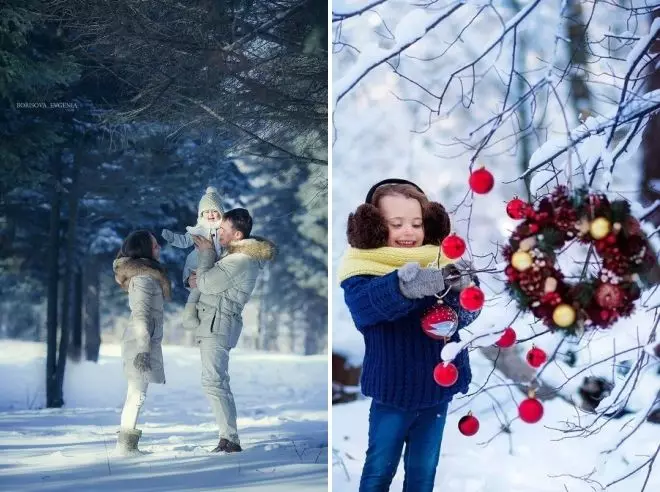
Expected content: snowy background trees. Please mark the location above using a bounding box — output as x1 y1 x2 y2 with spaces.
0 2 328 489
1 0 328 410
332 0 659 490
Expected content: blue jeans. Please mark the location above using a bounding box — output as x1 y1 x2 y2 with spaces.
359 399 449 492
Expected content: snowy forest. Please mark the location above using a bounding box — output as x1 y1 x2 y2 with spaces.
0 2 328 490
332 1 659 491
1 0 327 404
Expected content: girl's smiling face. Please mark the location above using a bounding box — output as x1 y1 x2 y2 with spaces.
378 194 424 248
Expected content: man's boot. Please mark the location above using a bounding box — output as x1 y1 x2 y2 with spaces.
211 438 242 453
116 428 143 456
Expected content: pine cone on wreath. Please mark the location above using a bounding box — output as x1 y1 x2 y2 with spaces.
554 207 578 233
519 267 545 297
603 253 629 276
551 185 570 203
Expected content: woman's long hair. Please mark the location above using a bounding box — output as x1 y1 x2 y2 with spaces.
116 230 156 261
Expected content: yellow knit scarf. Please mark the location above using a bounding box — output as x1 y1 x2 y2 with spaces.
337 245 455 283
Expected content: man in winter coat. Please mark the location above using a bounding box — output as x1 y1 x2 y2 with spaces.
189 208 275 453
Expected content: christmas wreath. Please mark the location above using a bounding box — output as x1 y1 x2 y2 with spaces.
502 186 657 333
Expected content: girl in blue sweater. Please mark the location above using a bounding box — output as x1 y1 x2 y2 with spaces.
338 178 480 492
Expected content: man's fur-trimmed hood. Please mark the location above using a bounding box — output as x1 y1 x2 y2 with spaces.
113 257 171 300
226 236 276 261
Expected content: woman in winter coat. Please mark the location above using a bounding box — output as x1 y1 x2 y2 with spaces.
112 230 171 455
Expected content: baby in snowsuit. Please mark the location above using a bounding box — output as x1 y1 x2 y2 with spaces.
161 186 224 325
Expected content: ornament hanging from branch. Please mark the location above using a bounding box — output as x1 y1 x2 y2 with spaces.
495 327 517 348
441 234 466 259
433 361 458 387
469 167 494 194
502 186 657 334
506 197 528 220
519 390 544 424
458 412 480 436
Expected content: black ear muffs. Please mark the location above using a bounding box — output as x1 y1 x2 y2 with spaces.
365 178 425 204
347 178 451 249
347 204 389 249
347 201 451 249
423 201 451 245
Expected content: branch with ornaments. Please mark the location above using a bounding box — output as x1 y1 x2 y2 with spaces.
422 166 658 438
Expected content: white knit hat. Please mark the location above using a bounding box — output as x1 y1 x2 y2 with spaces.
198 186 224 218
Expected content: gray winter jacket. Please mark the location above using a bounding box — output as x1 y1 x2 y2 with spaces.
113 258 171 384
192 237 275 347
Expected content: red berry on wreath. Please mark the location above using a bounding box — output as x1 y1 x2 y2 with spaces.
519 397 544 423
459 285 485 311
595 283 624 310
458 413 480 436
441 234 466 259
421 304 458 339
495 327 517 348
433 362 459 387
506 197 527 220
624 216 641 236
469 167 494 194
505 266 518 281
526 346 547 368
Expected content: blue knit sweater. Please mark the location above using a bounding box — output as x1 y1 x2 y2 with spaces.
341 271 480 410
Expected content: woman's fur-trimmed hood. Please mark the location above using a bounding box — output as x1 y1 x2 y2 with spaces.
113 257 172 300
226 236 276 261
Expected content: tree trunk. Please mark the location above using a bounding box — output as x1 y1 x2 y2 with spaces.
290 311 298 353
46 155 63 408
515 29 532 199
304 315 318 355
507 0 533 198
643 8 660 424
565 0 592 122
264 309 279 351
55 156 80 401
69 269 83 362
641 8 660 226
83 256 101 362
256 300 263 351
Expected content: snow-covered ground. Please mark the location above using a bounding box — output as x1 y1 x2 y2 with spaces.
332 350 660 492
0 341 328 491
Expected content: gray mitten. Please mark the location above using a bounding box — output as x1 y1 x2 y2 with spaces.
133 352 151 373
161 228 174 244
398 262 445 299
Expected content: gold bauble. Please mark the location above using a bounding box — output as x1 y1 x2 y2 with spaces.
589 217 611 240
511 251 533 271
552 304 576 327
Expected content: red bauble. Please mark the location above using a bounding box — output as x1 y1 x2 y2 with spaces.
459 285 485 311
469 168 495 194
594 283 624 309
495 327 517 348
458 413 480 436
421 304 458 339
433 362 459 387
518 397 544 423
441 234 466 259
506 197 528 219
526 346 547 368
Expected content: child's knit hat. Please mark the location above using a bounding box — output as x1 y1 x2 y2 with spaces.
198 186 224 218
347 178 450 249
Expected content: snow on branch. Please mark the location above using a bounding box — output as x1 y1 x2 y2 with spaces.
333 3 465 103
